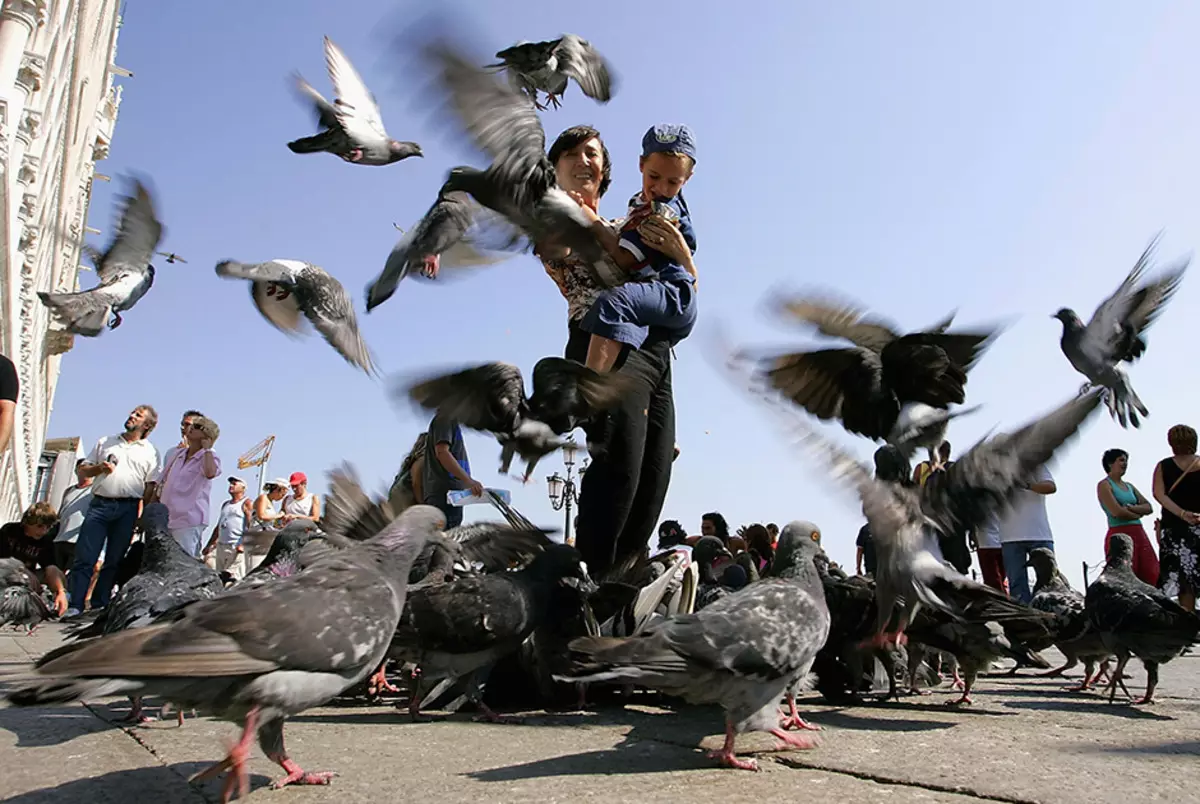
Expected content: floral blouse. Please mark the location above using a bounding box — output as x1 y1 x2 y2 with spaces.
543 217 627 323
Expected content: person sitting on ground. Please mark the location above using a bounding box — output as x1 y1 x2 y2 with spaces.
0 502 68 615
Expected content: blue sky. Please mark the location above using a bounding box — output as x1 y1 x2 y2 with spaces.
48 1 1200 585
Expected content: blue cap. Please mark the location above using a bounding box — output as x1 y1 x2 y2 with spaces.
641 124 697 162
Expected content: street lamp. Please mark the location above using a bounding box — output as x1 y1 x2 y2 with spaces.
548 438 584 546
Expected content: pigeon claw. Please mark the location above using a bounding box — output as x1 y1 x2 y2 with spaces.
945 693 974 706
270 758 338 789
706 747 759 771
108 312 123 330
421 254 440 279
768 727 819 752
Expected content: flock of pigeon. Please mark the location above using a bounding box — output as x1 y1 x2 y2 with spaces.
3 16 1200 803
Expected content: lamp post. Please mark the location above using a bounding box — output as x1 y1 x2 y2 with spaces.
547 439 586 546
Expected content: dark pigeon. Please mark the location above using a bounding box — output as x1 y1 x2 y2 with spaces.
398 358 631 481
691 536 737 611
65 503 224 724
215 258 377 375
38 178 164 335
1084 531 1200 704
0 558 53 633
7 502 439 800
391 542 596 722
485 33 615 111
288 36 422 166
556 521 831 771
1028 547 1112 689
235 520 323 591
1053 233 1188 428
735 292 997 459
367 184 527 312
414 37 607 265
775 389 1103 650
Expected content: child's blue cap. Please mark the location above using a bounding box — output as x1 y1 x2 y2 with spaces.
641 124 697 163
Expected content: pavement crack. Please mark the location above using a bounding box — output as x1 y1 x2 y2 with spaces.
770 754 1041 803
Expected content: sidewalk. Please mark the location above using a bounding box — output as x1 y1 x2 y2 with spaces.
2 626 1198 803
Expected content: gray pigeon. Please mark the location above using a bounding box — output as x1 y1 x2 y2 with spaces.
366 183 526 312
288 36 422 165
38 178 164 335
887 402 981 464
556 521 831 771
234 519 323 591
6 503 439 800
65 503 225 724
485 33 615 111
1027 547 1112 688
415 38 607 265
398 358 631 481
0 558 53 633
736 293 997 454
215 258 377 375
1084 531 1200 704
774 389 1103 650
1053 233 1188 428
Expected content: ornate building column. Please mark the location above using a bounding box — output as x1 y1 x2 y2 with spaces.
0 1 47 92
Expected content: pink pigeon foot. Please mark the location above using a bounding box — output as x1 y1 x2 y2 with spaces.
368 662 400 695
189 706 259 803
347 149 363 162
268 757 337 789
421 254 441 279
779 695 822 731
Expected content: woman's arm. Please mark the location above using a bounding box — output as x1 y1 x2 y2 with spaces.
1128 484 1154 516
411 455 425 504
1152 463 1200 524
1098 479 1138 520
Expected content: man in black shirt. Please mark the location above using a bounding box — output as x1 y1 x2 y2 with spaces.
0 501 68 615
855 523 877 576
420 413 483 529
0 353 18 455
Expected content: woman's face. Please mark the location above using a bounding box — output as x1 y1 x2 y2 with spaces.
1111 453 1128 477
554 136 605 201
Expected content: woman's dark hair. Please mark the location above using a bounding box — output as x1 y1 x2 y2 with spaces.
657 519 686 548
742 523 774 563
701 511 730 543
1102 448 1128 473
1168 424 1198 456
548 125 612 198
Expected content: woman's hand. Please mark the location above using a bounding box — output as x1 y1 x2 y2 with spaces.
568 191 601 224
638 214 693 266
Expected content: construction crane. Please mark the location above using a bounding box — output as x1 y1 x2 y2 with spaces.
237 435 276 496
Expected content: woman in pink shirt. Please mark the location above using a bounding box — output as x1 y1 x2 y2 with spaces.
157 416 221 557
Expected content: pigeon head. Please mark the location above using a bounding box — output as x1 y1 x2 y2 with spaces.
774 520 823 568
692 536 733 574
529 542 598 596
1104 532 1134 568
389 140 424 161
1052 308 1083 330
371 504 445 550
1026 546 1059 579
873 445 912 485
137 503 171 533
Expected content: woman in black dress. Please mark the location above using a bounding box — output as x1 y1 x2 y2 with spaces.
1151 424 1200 611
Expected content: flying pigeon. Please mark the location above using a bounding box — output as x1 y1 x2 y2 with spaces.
415 38 607 265
38 178 164 335
288 36 422 166
556 521 831 771
771 388 1103 649
888 402 982 464
485 33 616 111
215 258 377 375
65 503 225 724
1028 547 1112 689
6 502 439 801
1084 531 1200 704
736 292 998 457
1053 233 1188 428
398 358 630 481
156 251 187 264
391 542 596 722
0 558 54 633
366 183 526 312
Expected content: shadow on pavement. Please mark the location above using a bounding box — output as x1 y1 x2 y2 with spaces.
1090 739 1200 756
805 709 957 732
465 743 716 781
0 704 122 747
3 763 273 803
1001 698 1175 721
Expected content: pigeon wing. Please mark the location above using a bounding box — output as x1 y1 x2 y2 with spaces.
97 180 164 283
529 356 634 429
399 362 528 434
773 294 900 351
323 36 389 143
321 463 396 543
551 34 614 102
454 523 554 572
1080 236 1162 360
297 266 377 375
290 72 340 130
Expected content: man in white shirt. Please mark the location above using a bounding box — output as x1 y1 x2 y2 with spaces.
996 464 1057 604
53 459 94 571
65 405 162 616
202 476 252 581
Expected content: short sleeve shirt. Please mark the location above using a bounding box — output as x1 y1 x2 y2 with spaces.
619 193 697 283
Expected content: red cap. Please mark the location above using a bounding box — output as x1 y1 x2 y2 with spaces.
289 471 307 486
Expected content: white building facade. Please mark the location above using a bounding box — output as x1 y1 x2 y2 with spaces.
0 0 125 521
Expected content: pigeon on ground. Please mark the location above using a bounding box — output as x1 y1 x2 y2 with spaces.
66 504 225 724
0 558 54 633
234 520 323 591
1027 547 1112 689
38 178 164 335
391 542 596 722
414 38 607 264
6 503 439 801
556 521 831 771
809 557 899 703
288 36 422 166
366 184 526 312
215 258 377 375
398 358 631 481
1084 531 1200 704
736 293 997 457
772 388 1103 650
485 33 615 111
1053 233 1188 428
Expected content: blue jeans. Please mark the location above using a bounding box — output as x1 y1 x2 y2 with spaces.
581 276 697 349
67 496 140 609
1001 540 1054 604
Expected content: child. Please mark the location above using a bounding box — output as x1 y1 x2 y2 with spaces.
580 124 699 374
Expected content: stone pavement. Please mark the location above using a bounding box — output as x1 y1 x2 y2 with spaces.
1 626 1198 803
